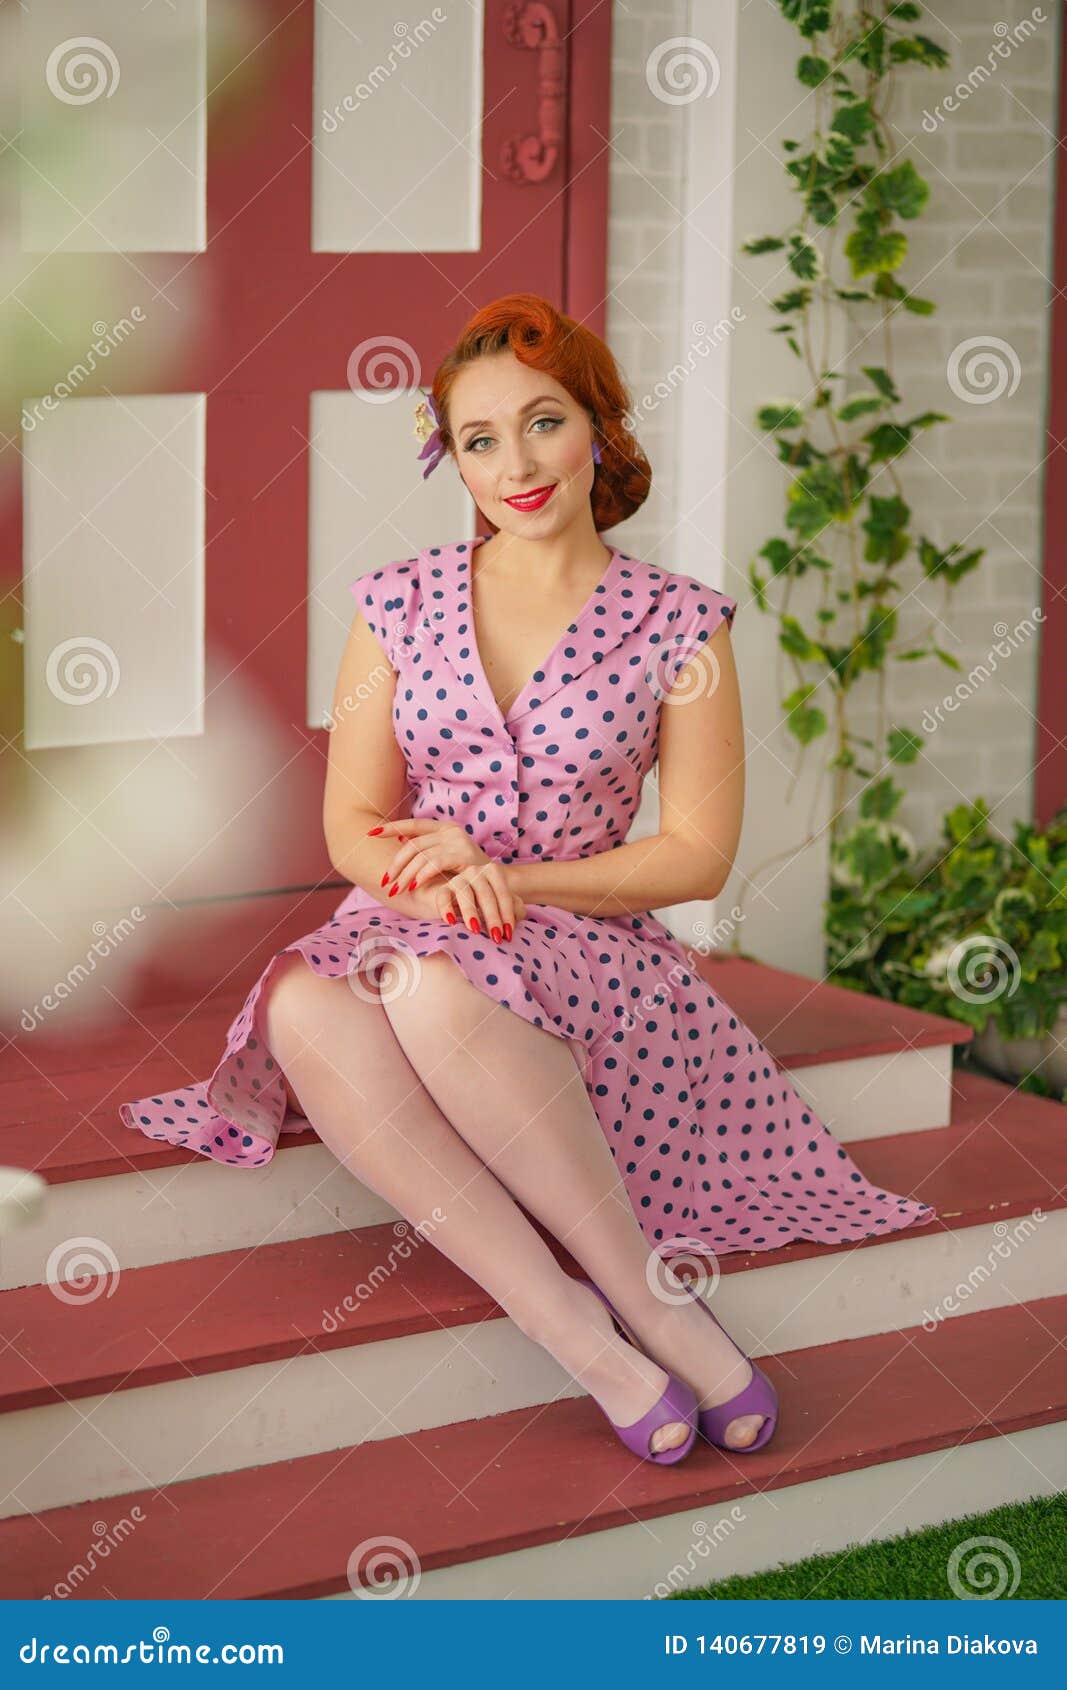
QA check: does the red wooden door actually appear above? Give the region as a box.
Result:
[3,0,612,1007]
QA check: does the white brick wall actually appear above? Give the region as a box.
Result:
[879,0,1058,843]
[602,0,693,565]
[606,0,1059,966]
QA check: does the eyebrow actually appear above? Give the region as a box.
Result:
[457,394,565,439]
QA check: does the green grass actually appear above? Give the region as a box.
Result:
[667,1491,1067,1600]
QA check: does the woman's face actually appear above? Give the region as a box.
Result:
[448,352,597,540]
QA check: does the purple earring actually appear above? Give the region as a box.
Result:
[592,438,602,465]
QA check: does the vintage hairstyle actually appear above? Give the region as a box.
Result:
[429,293,651,532]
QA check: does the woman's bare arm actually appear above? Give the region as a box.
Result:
[322,609,418,904]
[506,620,745,917]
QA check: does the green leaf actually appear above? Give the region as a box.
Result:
[809,187,839,226]
[757,537,799,578]
[866,421,914,462]
[788,235,822,280]
[873,272,906,299]
[889,33,950,69]
[797,54,832,87]
[771,286,812,315]
[859,776,903,820]
[930,647,962,670]
[870,158,929,219]
[842,452,870,504]
[887,726,923,764]
[861,365,900,403]
[837,392,887,422]
[778,615,824,662]
[919,536,986,584]
[757,400,806,431]
[831,99,875,144]
[780,0,833,39]
[786,460,851,539]
[850,18,887,77]
[775,435,821,468]
[832,818,915,892]
[863,494,911,564]
[741,235,787,254]
[942,544,985,585]
[822,134,857,175]
[851,604,898,677]
[944,798,991,847]
[782,684,828,743]
[907,409,950,429]
[845,223,908,277]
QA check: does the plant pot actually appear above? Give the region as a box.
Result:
[972,1005,1067,1090]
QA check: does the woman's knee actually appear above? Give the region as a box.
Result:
[385,953,586,1080]
[260,951,376,1058]
[383,949,486,1041]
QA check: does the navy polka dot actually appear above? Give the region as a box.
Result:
[117,537,936,1250]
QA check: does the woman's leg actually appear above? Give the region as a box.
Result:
[259,953,691,1455]
[379,954,767,1449]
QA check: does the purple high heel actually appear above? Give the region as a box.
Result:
[680,1278,779,1452]
[575,1277,698,1466]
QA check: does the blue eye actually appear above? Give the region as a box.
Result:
[464,416,563,452]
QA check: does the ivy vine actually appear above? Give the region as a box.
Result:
[738,0,985,910]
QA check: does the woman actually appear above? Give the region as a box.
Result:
[121,294,935,1465]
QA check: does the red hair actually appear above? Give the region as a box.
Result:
[430,293,651,532]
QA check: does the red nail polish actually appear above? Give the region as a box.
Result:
[367,825,384,835]
[491,926,502,943]
[388,882,399,897]
[503,923,512,940]
[380,872,389,887]
[408,878,417,891]
[468,917,480,934]
[445,911,457,925]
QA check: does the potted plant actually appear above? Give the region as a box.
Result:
[826,792,1067,1099]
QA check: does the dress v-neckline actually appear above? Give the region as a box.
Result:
[463,534,622,728]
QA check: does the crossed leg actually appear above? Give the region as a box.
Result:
[264,949,765,1449]
[261,952,690,1456]
[377,952,766,1449]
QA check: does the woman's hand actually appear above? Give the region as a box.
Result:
[370,818,487,893]
[368,820,526,942]
[407,866,527,943]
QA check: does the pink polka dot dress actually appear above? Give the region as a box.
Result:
[120,535,936,1257]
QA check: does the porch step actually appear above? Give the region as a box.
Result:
[2,1071,1062,1518]
[0,958,970,1285]
[2,1295,1063,1600]
[690,954,971,1142]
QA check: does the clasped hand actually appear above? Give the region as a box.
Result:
[367,819,526,944]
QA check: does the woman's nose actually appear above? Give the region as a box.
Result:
[501,440,538,481]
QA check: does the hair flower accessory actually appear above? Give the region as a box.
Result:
[413,388,446,479]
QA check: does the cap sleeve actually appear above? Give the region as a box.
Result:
[661,577,737,690]
[349,558,418,669]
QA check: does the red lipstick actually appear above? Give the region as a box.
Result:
[503,484,557,513]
